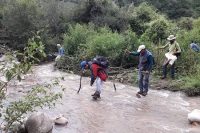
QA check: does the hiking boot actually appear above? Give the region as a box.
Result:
[91,91,100,98]
[160,76,166,80]
[171,76,175,80]
[141,92,148,96]
[96,92,100,98]
[137,91,143,95]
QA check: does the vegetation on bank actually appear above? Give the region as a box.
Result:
[0,35,63,132]
[0,0,200,98]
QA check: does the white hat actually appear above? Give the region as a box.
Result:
[137,45,146,52]
[57,44,61,47]
[167,35,176,41]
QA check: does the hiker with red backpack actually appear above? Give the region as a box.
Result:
[80,56,108,99]
[126,45,154,97]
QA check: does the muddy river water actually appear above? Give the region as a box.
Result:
[5,63,200,133]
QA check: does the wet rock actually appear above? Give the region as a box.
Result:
[25,112,53,133]
[54,115,68,125]
[188,109,200,124]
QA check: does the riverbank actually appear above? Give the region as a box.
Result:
[105,67,200,97]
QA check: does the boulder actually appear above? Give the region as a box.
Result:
[25,112,53,133]
[54,115,68,125]
[188,109,200,124]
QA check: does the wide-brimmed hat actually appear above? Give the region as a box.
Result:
[167,35,176,41]
[137,45,146,52]
[57,44,61,47]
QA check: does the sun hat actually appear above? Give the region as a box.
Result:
[167,35,176,41]
[137,45,146,52]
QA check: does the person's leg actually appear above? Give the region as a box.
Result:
[161,58,168,79]
[170,63,175,79]
[138,70,144,94]
[95,77,103,97]
[143,72,150,96]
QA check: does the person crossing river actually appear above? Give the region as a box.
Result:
[126,45,154,97]
[80,56,109,99]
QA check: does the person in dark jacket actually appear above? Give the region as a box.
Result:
[126,45,154,96]
[80,59,108,98]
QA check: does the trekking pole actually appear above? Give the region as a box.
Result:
[113,76,117,92]
[112,51,125,92]
[77,75,82,94]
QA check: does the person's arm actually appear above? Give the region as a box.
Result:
[158,43,169,49]
[125,49,139,56]
[129,51,140,56]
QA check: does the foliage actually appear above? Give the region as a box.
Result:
[141,18,170,44]
[177,17,193,31]
[119,0,195,19]
[85,28,125,65]
[4,82,62,131]
[73,0,129,32]
[128,2,159,35]
[2,0,42,50]
[182,76,200,96]
[176,19,200,74]
[0,35,63,131]
[62,24,139,67]
[63,24,95,56]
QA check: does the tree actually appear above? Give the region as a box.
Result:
[2,0,42,50]
[128,2,159,35]
[73,0,129,32]
[142,18,169,44]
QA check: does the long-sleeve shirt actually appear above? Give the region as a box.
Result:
[160,41,181,54]
[130,50,154,71]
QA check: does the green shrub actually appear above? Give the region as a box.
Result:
[2,0,42,50]
[73,0,129,32]
[177,17,193,31]
[84,27,126,65]
[181,70,200,96]
[128,2,159,35]
[61,24,139,67]
[63,24,96,55]
[176,19,200,74]
[141,18,170,44]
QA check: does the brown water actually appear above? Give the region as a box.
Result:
[6,63,200,133]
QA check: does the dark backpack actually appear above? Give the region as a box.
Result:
[92,56,109,69]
